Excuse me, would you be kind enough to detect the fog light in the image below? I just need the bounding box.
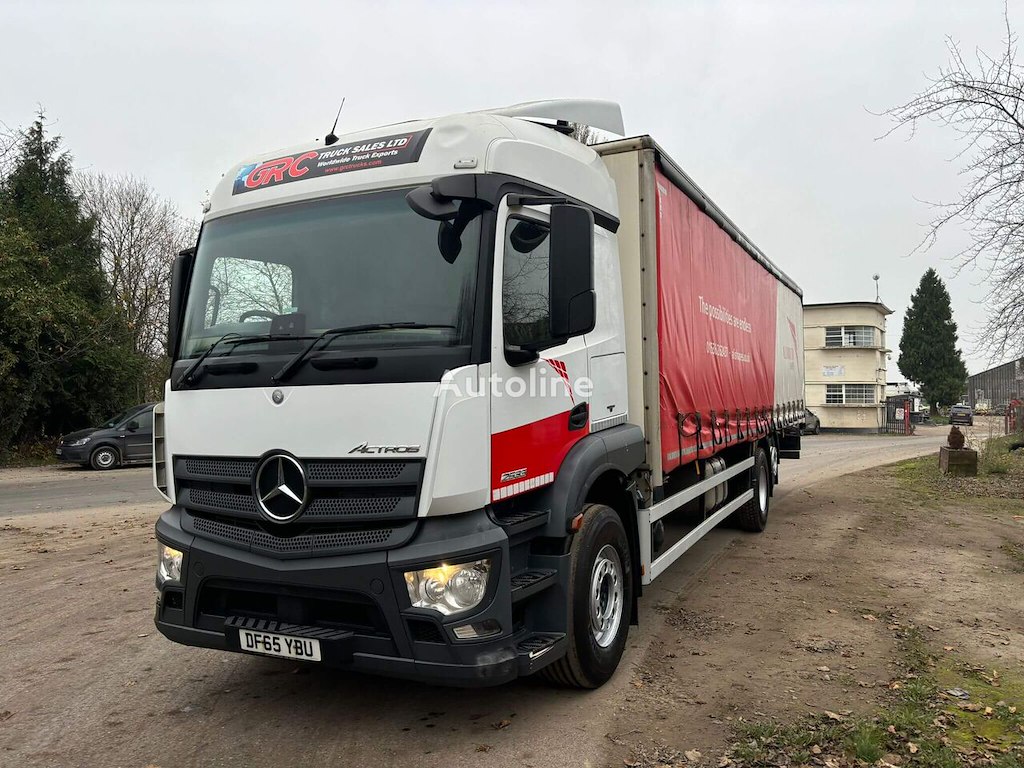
[157,544,183,584]
[452,619,502,640]
[404,558,491,615]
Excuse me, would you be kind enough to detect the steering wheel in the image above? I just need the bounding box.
[238,310,276,323]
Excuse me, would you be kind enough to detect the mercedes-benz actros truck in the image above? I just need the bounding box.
[153,100,804,688]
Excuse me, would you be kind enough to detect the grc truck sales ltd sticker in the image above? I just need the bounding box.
[231,129,431,195]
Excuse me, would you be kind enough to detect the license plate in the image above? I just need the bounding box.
[238,628,321,661]
[55,448,62,456]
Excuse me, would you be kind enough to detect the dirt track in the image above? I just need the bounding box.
[4,427,1012,768]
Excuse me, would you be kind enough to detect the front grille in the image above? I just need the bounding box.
[183,511,417,558]
[184,457,257,479]
[175,455,422,520]
[305,496,401,518]
[174,454,424,557]
[188,487,259,516]
[306,460,409,482]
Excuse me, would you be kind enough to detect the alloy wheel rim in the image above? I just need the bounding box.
[758,463,769,513]
[590,544,624,648]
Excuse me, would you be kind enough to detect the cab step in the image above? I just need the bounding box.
[510,568,558,603]
[492,508,549,538]
[515,632,566,674]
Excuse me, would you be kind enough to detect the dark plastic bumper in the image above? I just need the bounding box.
[153,505,552,687]
[153,618,521,685]
[55,445,90,463]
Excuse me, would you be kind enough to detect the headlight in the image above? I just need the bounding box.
[157,544,184,584]
[67,437,91,447]
[404,558,491,615]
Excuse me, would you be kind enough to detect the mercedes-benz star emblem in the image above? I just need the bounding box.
[254,454,308,523]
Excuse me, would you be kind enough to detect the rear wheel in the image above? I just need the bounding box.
[734,448,770,532]
[544,503,633,689]
[90,446,119,471]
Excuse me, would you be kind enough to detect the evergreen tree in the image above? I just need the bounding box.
[897,268,969,415]
[0,116,143,451]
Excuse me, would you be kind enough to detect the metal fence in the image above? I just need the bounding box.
[882,395,914,435]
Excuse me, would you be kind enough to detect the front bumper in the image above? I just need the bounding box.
[55,445,90,463]
[154,506,567,687]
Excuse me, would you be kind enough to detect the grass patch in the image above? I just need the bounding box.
[730,627,1024,767]
[1002,541,1024,573]
[978,434,1018,475]
[846,721,885,762]
[889,445,1024,507]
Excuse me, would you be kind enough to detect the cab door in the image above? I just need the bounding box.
[488,199,593,503]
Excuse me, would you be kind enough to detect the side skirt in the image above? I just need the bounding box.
[637,456,754,585]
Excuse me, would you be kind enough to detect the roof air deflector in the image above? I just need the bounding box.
[480,99,624,136]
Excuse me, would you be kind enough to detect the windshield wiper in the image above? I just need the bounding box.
[271,323,456,383]
[178,333,313,387]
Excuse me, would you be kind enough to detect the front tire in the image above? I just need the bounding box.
[544,504,633,689]
[90,446,119,471]
[734,448,770,532]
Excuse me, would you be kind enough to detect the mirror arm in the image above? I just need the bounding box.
[506,194,573,207]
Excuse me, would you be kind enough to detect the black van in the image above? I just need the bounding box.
[55,403,156,470]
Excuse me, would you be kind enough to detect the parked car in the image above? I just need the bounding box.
[55,403,156,470]
[949,403,973,427]
[801,408,821,435]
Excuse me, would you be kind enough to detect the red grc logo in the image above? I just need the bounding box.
[245,151,319,189]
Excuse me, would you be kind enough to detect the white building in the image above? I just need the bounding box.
[804,302,893,430]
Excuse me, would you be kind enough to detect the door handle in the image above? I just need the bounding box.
[568,402,589,431]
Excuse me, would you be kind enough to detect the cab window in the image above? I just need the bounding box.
[502,217,551,348]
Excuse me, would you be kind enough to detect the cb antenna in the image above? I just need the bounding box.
[324,97,346,146]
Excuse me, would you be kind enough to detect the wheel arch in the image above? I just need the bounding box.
[534,423,646,623]
[537,423,644,537]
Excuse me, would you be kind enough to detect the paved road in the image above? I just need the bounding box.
[0,464,156,517]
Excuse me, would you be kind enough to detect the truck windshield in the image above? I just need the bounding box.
[179,188,480,360]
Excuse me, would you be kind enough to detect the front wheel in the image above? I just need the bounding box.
[90,446,119,471]
[544,504,633,689]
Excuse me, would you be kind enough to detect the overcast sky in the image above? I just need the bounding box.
[1,0,1014,377]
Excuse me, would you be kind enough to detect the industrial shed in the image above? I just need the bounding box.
[967,358,1024,412]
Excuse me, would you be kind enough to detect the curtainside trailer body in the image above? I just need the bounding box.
[598,138,804,583]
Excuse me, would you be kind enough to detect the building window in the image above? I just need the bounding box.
[844,384,876,404]
[825,384,877,404]
[825,326,876,347]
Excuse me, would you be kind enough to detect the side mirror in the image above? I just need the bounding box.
[127,420,140,432]
[168,246,196,357]
[549,205,595,339]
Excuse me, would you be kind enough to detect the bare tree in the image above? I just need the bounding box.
[77,173,198,358]
[0,120,17,178]
[883,13,1024,361]
[568,122,599,146]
